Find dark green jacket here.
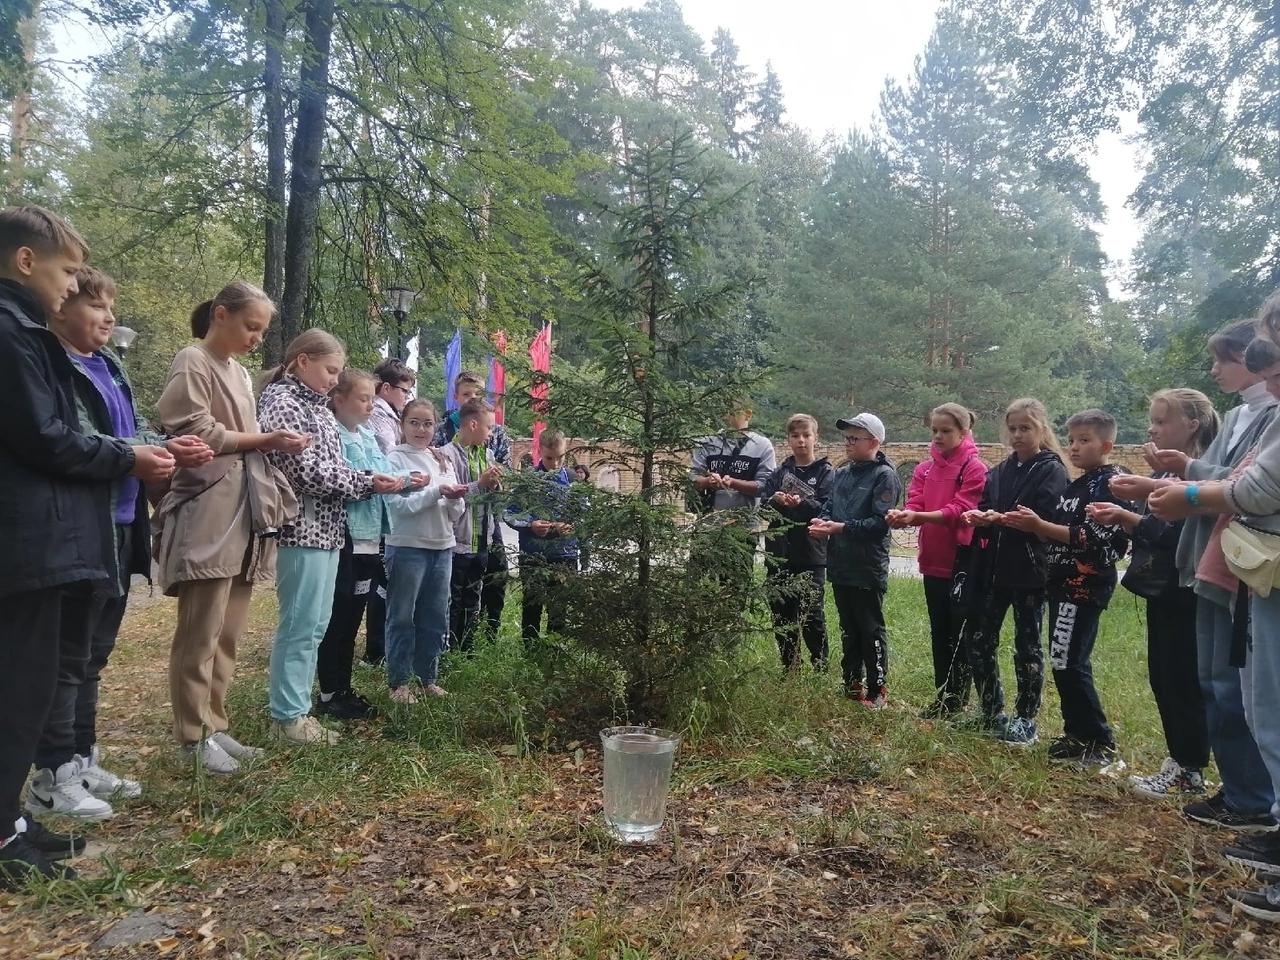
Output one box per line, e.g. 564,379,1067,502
821,452,901,590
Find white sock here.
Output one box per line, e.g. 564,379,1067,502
319,692,335,703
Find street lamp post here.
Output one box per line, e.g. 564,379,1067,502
109,325,138,357
384,285,416,361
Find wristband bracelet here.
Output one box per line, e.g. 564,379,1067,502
1185,483,1201,508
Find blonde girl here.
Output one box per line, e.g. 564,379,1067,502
257,329,402,744
1095,389,1219,798
959,398,1069,740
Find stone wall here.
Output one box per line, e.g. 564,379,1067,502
507,437,1153,491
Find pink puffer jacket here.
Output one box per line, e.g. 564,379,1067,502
904,435,988,579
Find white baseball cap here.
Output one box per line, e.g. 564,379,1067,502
835,412,886,443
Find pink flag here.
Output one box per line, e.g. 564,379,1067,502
529,323,552,459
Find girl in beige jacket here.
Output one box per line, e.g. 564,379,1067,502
153,282,308,775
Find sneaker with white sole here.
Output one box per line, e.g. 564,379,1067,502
76,746,142,801
209,731,264,760
180,738,240,776
1226,881,1280,922
25,762,113,820
271,715,340,745
1129,757,1205,800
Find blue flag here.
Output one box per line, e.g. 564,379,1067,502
444,329,462,413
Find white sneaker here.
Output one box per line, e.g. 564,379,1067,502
180,738,240,776
76,746,142,800
209,731,264,760
25,761,114,819
271,715,340,745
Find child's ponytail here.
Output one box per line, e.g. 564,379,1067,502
190,281,274,340
930,402,976,434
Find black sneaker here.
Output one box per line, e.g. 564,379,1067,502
1224,833,1280,873
315,690,376,721
1076,742,1121,769
0,834,75,889
19,817,87,860
1047,736,1090,761
1184,790,1279,833
1226,882,1280,922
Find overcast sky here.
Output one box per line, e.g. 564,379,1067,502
595,0,1144,290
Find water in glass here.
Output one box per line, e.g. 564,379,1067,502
600,726,679,843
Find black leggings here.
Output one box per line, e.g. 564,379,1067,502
923,575,970,711
966,586,1045,722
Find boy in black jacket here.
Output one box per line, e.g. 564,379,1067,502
1002,409,1133,765
761,414,834,670
0,206,174,887
810,412,901,706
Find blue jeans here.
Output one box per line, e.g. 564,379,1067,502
385,546,452,688
1197,599,1274,815
270,546,340,722
1248,590,1280,821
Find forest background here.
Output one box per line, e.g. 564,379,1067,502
1,0,1272,444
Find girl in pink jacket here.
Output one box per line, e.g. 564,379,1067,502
888,403,987,716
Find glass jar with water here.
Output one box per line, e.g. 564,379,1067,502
600,726,680,843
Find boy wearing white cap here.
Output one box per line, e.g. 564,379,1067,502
810,412,901,706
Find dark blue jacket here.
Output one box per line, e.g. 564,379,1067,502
506,465,580,561
0,279,136,597
821,452,901,590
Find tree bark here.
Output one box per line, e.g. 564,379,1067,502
261,0,289,366
6,0,38,203
278,0,335,353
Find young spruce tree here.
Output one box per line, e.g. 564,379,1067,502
531,126,766,719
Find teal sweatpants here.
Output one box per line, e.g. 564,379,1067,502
269,546,341,722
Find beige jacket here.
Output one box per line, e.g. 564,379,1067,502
152,344,297,594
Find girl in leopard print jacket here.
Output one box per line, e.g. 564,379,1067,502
257,330,404,741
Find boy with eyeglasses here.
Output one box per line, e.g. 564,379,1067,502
809,412,901,706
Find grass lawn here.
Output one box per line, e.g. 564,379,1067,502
0,576,1271,958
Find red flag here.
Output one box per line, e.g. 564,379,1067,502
529,323,552,459
488,330,507,426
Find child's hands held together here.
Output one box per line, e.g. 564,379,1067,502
1144,444,1191,478
808,518,844,539
1109,473,1168,500
404,472,429,490
165,435,214,468
267,430,310,454
886,509,920,528
441,483,469,500
1147,482,1195,520
130,444,176,484
771,491,801,508
961,509,999,527
1085,501,1135,527
530,520,553,536
370,474,402,494
999,505,1043,534
479,465,503,491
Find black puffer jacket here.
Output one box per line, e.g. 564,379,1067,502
0,279,136,597
977,449,1069,593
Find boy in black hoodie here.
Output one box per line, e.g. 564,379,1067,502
761,414,834,670
1002,409,1133,765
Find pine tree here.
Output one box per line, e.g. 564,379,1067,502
709,27,752,158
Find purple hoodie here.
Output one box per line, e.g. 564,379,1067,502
904,435,987,579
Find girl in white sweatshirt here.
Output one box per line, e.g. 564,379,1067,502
384,400,468,702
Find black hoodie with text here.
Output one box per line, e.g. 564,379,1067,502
1045,463,1133,608
978,448,1070,593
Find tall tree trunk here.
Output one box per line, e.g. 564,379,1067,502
261,0,288,365
6,0,38,203
278,0,335,352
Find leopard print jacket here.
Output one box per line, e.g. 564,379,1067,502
258,374,375,550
